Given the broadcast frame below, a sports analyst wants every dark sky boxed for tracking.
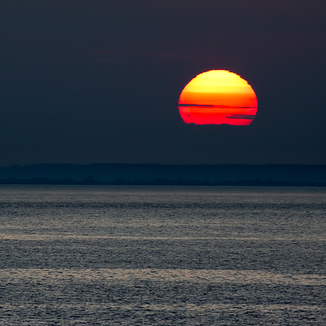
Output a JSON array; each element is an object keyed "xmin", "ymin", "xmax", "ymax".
[{"xmin": 1, "ymin": 0, "xmax": 325, "ymax": 166}]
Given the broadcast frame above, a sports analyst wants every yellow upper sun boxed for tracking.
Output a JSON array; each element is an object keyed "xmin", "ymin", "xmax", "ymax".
[{"xmin": 181, "ymin": 70, "xmax": 254, "ymax": 94}]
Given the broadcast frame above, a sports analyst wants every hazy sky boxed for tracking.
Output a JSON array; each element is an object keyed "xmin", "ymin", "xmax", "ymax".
[{"xmin": 0, "ymin": 0, "xmax": 325, "ymax": 166}]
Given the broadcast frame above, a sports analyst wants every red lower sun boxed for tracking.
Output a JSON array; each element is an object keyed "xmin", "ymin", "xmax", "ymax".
[{"xmin": 178, "ymin": 70, "xmax": 258, "ymax": 126}]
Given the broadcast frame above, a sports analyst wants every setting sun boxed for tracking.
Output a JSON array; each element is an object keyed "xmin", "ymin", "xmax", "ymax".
[{"xmin": 178, "ymin": 70, "xmax": 258, "ymax": 126}]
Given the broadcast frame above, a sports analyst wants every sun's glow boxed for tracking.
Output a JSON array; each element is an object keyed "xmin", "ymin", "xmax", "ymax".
[{"xmin": 178, "ymin": 70, "xmax": 258, "ymax": 126}]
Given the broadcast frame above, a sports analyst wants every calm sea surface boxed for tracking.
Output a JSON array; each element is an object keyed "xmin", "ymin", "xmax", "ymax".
[{"xmin": 0, "ymin": 185, "xmax": 325, "ymax": 325}]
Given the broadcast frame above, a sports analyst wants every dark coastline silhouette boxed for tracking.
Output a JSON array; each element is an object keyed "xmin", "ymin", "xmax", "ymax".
[{"xmin": 0, "ymin": 164, "xmax": 325, "ymax": 186}]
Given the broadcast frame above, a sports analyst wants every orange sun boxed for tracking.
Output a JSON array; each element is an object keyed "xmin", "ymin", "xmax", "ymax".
[{"xmin": 178, "ymin": 70, "xmax": 258, "ymax": 126}]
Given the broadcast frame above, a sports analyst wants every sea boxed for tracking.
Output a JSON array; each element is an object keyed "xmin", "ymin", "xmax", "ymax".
[{"xmin": 0, "ymin": 185, "xmax": 325, "ymax": 325}]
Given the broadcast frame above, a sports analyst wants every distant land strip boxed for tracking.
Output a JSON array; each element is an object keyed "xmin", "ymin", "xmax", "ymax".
[
  {"xmin": 0, "ymin": 163, "xmax": 325, "ymax": 187},
  {"xmin": 0, "ymin": 178, "xmax": 326, "ymax": 187}
]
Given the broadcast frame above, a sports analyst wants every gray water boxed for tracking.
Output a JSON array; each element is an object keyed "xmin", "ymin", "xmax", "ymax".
[{"xmin": 0, "ymin": 185, "xmax": 325, "ymax": 325}]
